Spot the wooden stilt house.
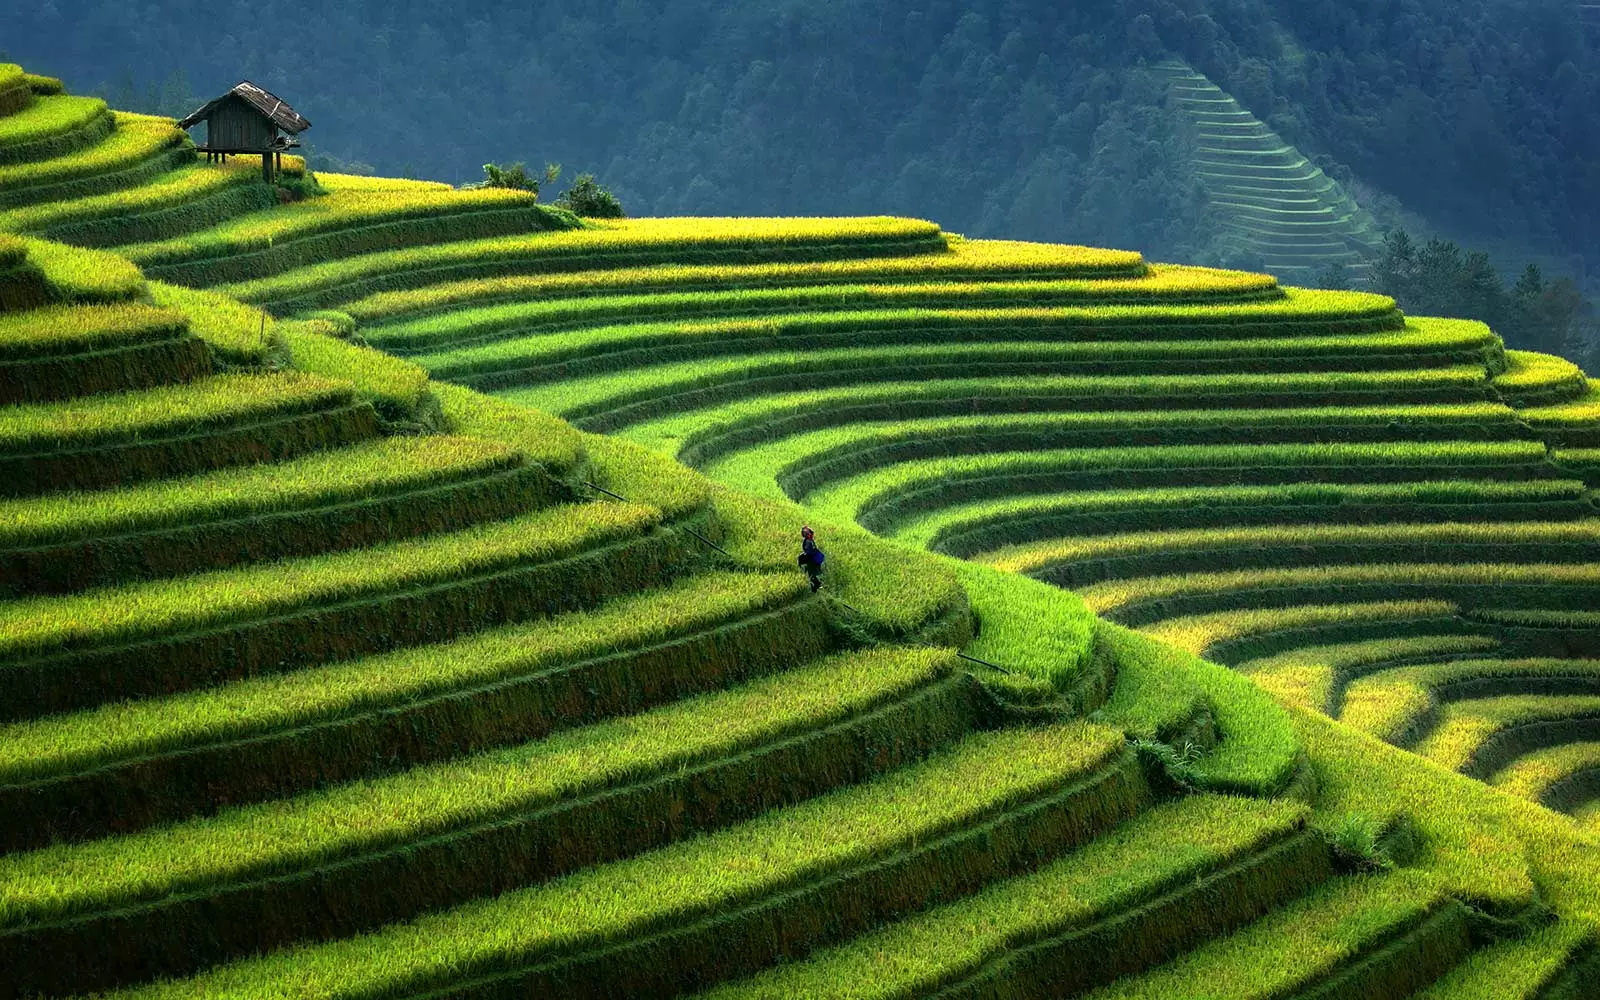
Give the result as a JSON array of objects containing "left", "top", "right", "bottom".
[{"left": 178, "top": 82, "right": 310, "bottom": 183}]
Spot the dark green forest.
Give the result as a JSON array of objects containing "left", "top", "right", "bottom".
[{"left": 5, "top": 1, "right": 1596, "bottom": 309}]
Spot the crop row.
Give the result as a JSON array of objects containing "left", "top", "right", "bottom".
[
  {"left": 1494, "top": 350, "right": 1591, "bottom": 408},
  {"left": 1082, "top": 873, "right": 1465, "bottom": 1000},
  {"left": 1078, "top": 561, "right": 1600, "bottom": 626},
  {"left": 362, "top": 271, "right": 1306, "bottom": 354},
  {"left": 1, "top": 434, "right": 524, "bottom": 549},
  {"left": 630, "top": 367, "right": 1495, "bottom": 464},
  {"left": 130, "top": 204, "right": 578, "bottom": 289},
  {"left": 1145, "top": 599, "right": 1472, "bottom": 667},
  {"left": 0, "top": 302, "right": 185, "bottom": 360},
  {"left": 0, "top": 63, "right": 32, "bottom": 115},
  {"left": 694, "top": 402, "right": 1529, "bottom": 492},
  {"left": 0, "top": 95, "right": 111, "bottom": 165},
  {"left": 0, "top": 570, "right": 817, "bottom": 845},
  {"left": 9, "top": 649, "right": 951, "bottom": 920},
  {"left": 751, "top": 438, "right": 1557, "bottom": 524},
  {"left": 0, "top": 437, "right": 569, "bottom": 594},
  {"left": 0, "top": 326, "right": 209, "bottom": 405},
  {"left": 127, "top": 209, "right": 942, "bottom": 290},
  {"left": 0, "top": 648, "right": 981, "bottom": 994},
  {"left": 0, "top": 113, "right": 190, "bottom": 209},
  {"left": 982, "top": 520, "right": 1600, "bottom": 586},
  {"left": 1491, "top": 741, "right": 1600, "bottom": 811},
  {"left": 21, "top": 236, "right": 145, "bottom": 304},
  {"left": 0, "top": 501, "right": 699, "bottom": 721},
  {"left": 0, "top": 370, "right": 354, "bottom": 455},
  {"left": 463, "top": 326, "right": 1499, "bottom": 412},
  {"left": 87, "top": 725, "right": 1142, "bottom": 1000},
  {"left": 213, "top": 216, "right": 963, "bottom": 310},
  {"left": 894, "top": 480, "right": 1594, "bottom": 555},
  {"left": 333, "top": 241, "right": 1193, "bottom": 324},
  {"left": 1342, "top": 657, "right": 1600, "bottom": 751},
  {"left": 700, "top": 794, "right": 1320, "bottom": 1000},
  {"left": 0, "top": 160, "right": 278, "bottom": 248},
  {"left": 0, "top": 497, "right": 662, "bottom": 663},
  {"left": 1416, "top": 693, "right": 1600, "bottom": 778},
  {"left": 415, "top": 296, "right": 1416, "bottom": 384},
  {"left": 549, "top": 361, "right": 1492, "bottom": 437},
  {"left": 1240, "top": 633, "right": 1502, "bottom": 717}
]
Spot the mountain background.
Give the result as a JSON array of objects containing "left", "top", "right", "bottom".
[{"left": 4, "top": 0, "right": 1596, "bottom": 296}]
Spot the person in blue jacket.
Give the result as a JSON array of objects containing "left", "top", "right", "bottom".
[{"left": 798, "top": 526, "right": 824, "bottom": 592}]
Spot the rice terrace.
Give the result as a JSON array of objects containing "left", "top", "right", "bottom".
[{"left": 1, "top": 29, "right": 1600, "bottom": 1000}]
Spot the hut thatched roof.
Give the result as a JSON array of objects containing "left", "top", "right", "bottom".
[{"left": 178, "top": 81, "right": 311, "bottom": 134}]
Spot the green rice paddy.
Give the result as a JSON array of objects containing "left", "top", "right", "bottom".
[{"left": 1, "top": 59, "right": 1598, "bottom": 999}]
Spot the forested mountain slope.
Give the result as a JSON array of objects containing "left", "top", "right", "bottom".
[{"left": 3, "top": 0, "right": 1595, "bottom": 280}]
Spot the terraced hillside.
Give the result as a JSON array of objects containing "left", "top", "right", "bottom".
[
  {"left": 1153, "top": 61, "right": 1385, "bottom": 285},
  {"left": 4, "top": 65, "right": 1600, "bottom": 999}
]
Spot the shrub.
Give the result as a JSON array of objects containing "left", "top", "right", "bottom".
[
  {"left": 478, "top": 161, "right": 561, "bottom": 196},
  {"left": 556, "top": 173, "right": 624, "bottom": 218}
]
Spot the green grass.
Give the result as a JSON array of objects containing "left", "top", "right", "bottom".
[
  {"left": 100, "top": 724, "right": 1128, "bottom": 1000},
  {"left": 1145, "top": 600, "right": 1465, "bottom": 663},
  {"left": 433, "top": 381, "right": 585, "bottom": 475},
  {"left": 1079, "top": 872, "right": 1451, "bottom": 1000},
  {"left": 413, "top": 299, "right": 1438, "bottom": 385},
  {"left": 0, "top": 371, "right": 352, "bottom": 454},
  {"left": 891, "top": 480, "right": 1590, "bottom": 553},
  {"left": 278, "top": 319, "right": 434, "bottom": 424},
  {"left": 22, "top": 237, "right": 145, "bottom": 302},
  {"left": 1078, "top": 561, "right": 1600, "bottom": 620},
  {"left": 762, "top": 440, "right": 1556, "bottom": 527},
  {"left": 1342, "top": 659, "right": 1600, "bottom": 747},
  {"left": 695, "top": 794, "right": 1310, "bottom": 1000},
  {"left": 1412, "top": 922, "right": 1600, "bottom": 1000},
  {"left": 1491, "top": 742, "right": 1600, "bottom": 803},
  {"left": 0, "top": 63, "right": 30, "bottom": 115},
  {"left": 0, "top": 96, "right": 107, "bottom": 156},
  {"left": 0, "top": 302, "right": 185, "bottom": 359},
  {"left": 213, "top": 216, "right": 965, "bottom": 308},
  {"left": 360, "top": 273, "right": 1336, "bottom": 354},
  {"left": 0, "top": 113, "right": 186, "bottom": 206},
  {"left": 330, "top": 241, "right": 1191, "bottom": 323},
  {"left": 980, "top": 519, "right": 1600, "bottom": 577},
  {"left": 145, "top": 280, "right": 276, "bottom": 363},
  {"left": 0, "top": 646, "right": 955, "bottom": 927},
  {"left": 0, "top": 435, "right": 520, "bottom": 548},
  {"left": 0, "top": 232, "right": 26, "bottom": 268},
  {"left": 1495, "top": 350, "right": 1590, "bottom": 406},
  {"left": 709, "top": 485, "right": 968, "bottom": 642},
  {"left": 0, "top": 570, "right": 807, "bottom": 786},
  {"left": 952, "top": 560, "right": 1096, "bottom": 694},
  {"left": 1415, "top": 695, "right": 1600, "bottom": 772},
  {"left": 0, "top": 160, "right": 276, "bottom": 246},
  {"left": 1238, "top": 634, "right": 1503, "bottom": 715},
  {"left": 0, "top": 499, "right": 660, "bottom": 661},
  {"left": 1096, "top": 622, "right": 1301, "bottom": 794}
]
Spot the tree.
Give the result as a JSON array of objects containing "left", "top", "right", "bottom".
[{"left": 1314, "top": 261, "right": 1351, "bottom": 291}]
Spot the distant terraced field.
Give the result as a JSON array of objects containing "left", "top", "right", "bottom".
[
  {"left": 2, "top": 64, "right": 1598, "bottom": 999},
  {"left": 1154, "top": 60, "right": 1384, "bottom": 286}
]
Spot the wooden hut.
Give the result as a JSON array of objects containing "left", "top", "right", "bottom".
[{"left": 178, "top": 82, "right": 310, "bottom": 183}]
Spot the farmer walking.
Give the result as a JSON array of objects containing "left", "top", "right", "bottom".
[{"left": 798, "top": 526, "right": 825, "bottom": 592}]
